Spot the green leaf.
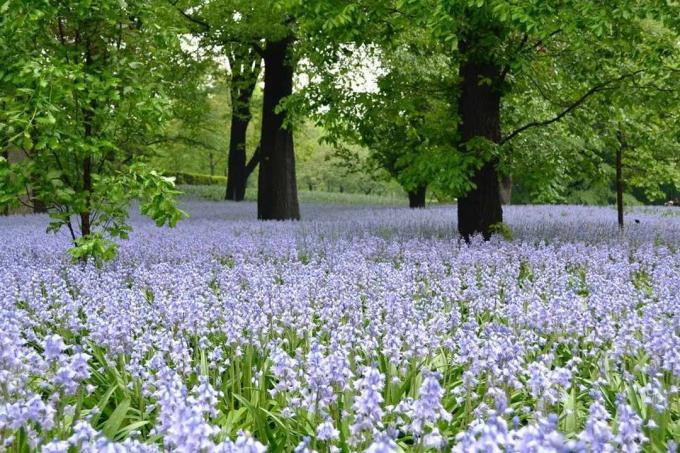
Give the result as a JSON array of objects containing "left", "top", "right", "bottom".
[
  {"left": 102, "top": 398, "right": 131, "bottom": 439},
  {"left": 91, "top": 383, "right": 119, "bottom": 427},
  {"left": 115, "top": 420, "right": 150, "bottom": 440},
  {"left": 563, "top": 386, "right": 579, "bottom": 433},
  {"left": 22, "top": 134, "right": 33, "bottom": 150}
]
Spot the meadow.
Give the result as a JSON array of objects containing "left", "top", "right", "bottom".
[{"left": 1, "top": 201, "right": 679, "bottom": 452}]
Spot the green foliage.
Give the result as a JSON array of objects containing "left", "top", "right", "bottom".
[
  {"left": 303, "top": 0, "right": 680, "bottom": 204},
  {"left": 300, "top": 36, "right": 464, "bottom": 196},
  {"left": 151, "top": 80, "right": 403, "bottom": 198},
  {"left": 0, "top": 0, "right": 189, "bottom": 260},
  {"left": 489, "top": 222, "right": 513, "bottom": 241},
  {"left": 49, "top": 163, "right": 186, "bottom": 262},
  {"left": 151, "top": 81, "right": 238, "bottom": 178},
  {"left": 173, "top": 172, "right": 227, "bottom": 186},
  {"left": 505, "top": 35, "right": 680, "bottom": 204},
  {"left": 69, "top": 233, "right": 119, "bottom": 263},
  {"left": 295, "top": 122, "right": 405, "bottom": 196},
  {"left": 0, "top": 155, "right": 21, "bottom": 208}
]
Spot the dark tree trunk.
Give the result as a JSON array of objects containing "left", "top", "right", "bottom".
[
  {"left": 458, "top": 161, "right": 502, "bottom": 240},
  {"left": 225, "top": 79, "right": 257, "bottom": 201},
  {"left": 616, "top": 132, "right": 625, "bottom": 230},
  {"left": 225, "top": 45, "right": 260, "bottom": 201},
  {"left": 456, "top": 40, "right": 503, "bottom": 241},
  {"left": 33, "top": 198, "right": 47, "bottom": 214},
  {"left": 408, "top": 186, "right": 426, "bottom": 208},
  {"left": 80, "top": 37, "right": 96, "bottom": 238},
  {"left": 257, "top": 37, "right": 300, "bottom": 220},
  {"left": 226, "top": 113, "right": 249, "bottom": 200},
  {"left": 245, "top": 146, "right": 260, "bottom": 178},
  {"left": 499, "top": 174, "right": 512, "bottom": 205},
  {"left": 1, "top": 150, "right": 7, "bottom": 215},
  {"left": 81, "top": 155, "right": 92, "bottom": 237}
]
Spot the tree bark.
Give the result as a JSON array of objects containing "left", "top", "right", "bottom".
[
  {"left": 225, "top": 112, "right": 249, "bottom": 200},
  {"left": 80, "top": 154, "right": 92, "bottom": 236},
  {"left": 80, "top": 35, "right": 96, "bottom": 238},
  {"left": 456, "top": 40, "right": 503, "bottom": 241},
  {"left": 616, "top": 131, "right": 625, "bottom": 230},
  {"left": 257, "top": 37, "right": 300, "bottom": 220},
  {"left": 1, "top": 149, "right": 7, "bottom": 216},
  {"left": 408, "top": 185, "right": 426, "bottom": 208},
  {"left": 81, "top": 95, "right": 93, "bottom": 237},
  {"left": 245, "top": 146, "right": 260, "bottom": 178},
  {"left": 225, "top": 73, "right": 258, "bottom": 201}
]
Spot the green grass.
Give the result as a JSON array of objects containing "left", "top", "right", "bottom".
[{"left": 178, "top": 185, "right": 409, "bottom": 206}]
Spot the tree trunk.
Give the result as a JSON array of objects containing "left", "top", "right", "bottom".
[
  {"left": 408, "top": 186, "right": 426, "bottom": 208},
  {"left": 456, "top": 41, "right": 503, "bottom": 241},
  {"left": 616, "top": 132, "right": 625, "bottom": 230},
  {"left": 80, "top": 154, "right": 92, "bottom": 237},
  {"left": 225, "top": 77, "right": 257, "bottom": 201},
  {"left": 499, "top": 174, "right": 512, "bottom": 205},
  {"left": 33, "top": 198, "right": 47, "bottom": 214},
  {"left": 225, "top": 112, "right": 249, "bottom": 201},
  {"left": 208, "top": 152, "right": 215, "bottom": 176},
  {"left": 225, "top": 46, "right": 260, "bottom": 201},
  {"left": 257, "top": 37, "right": 300, "bottom": 220},
  {"left": 80, "top": 37, "right": 95, "bottom": 238},
  {"left": 1, "top": 149, "right": 7, "bottom": 216}
]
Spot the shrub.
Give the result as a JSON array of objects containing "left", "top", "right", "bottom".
[{"left": 173, "top": 172, "right": 227, "bottom": 186}]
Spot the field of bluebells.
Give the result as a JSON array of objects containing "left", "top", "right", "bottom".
[{"left": 2, "top": 201, "right": 680, "bottom": 452}]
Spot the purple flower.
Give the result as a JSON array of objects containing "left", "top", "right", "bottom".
[
  {"left": 364, "top": 437, "right": 398, "bottom": 453},
  {"left": 350, "top": 366, "right": 385, "bottom": 446},
  {"left": 316, "top": 420, "right": 340, "bottom": 441},
  {"left": 43, "top": 335, "right": 67, "bottom": 363},
  {"left": 2, "top": 201, "right": 679, "bottom": 450}
]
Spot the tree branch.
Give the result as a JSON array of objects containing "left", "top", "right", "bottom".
[
  {"left": 500, "top": 29, "right": 563, "bottom": 83},
  {"left": 630, "top": 78, "right": 675, "bottom": 93},
  {"left": 500, "top": 70, "right": 643, "bottom": 145},
  {"left": 500, "top": 33, "right": 528, "bottom": 82},
  {"left": 530, "top": 29, "right": 562, "bottom": 52},
  {"left": 527, "top": 73, "right": 571, "bottom": 108},
  {"left": 169, "top": 1, "right": 210, "bottom": 31},
  {"left": 252, "top": 41, "right": 265, "bottom": 57},
  {"left": 245, "top": 145, "right": 260, "bottom": 178}
]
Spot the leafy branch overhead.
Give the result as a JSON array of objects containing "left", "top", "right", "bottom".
[
  {"left": 300, "top": 0, "right": 680, "bottom": 217},
  {"left": 0, "top": 0, "right": 191, "bottom": 261}
]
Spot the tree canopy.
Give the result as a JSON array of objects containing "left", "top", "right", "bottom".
[{"left": 1, "top": 0, "right": 679, "bottom": 257}]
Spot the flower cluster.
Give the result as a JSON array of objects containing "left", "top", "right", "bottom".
[{"left": 1, "top": 202, "right": 679, "bottom": 451}]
